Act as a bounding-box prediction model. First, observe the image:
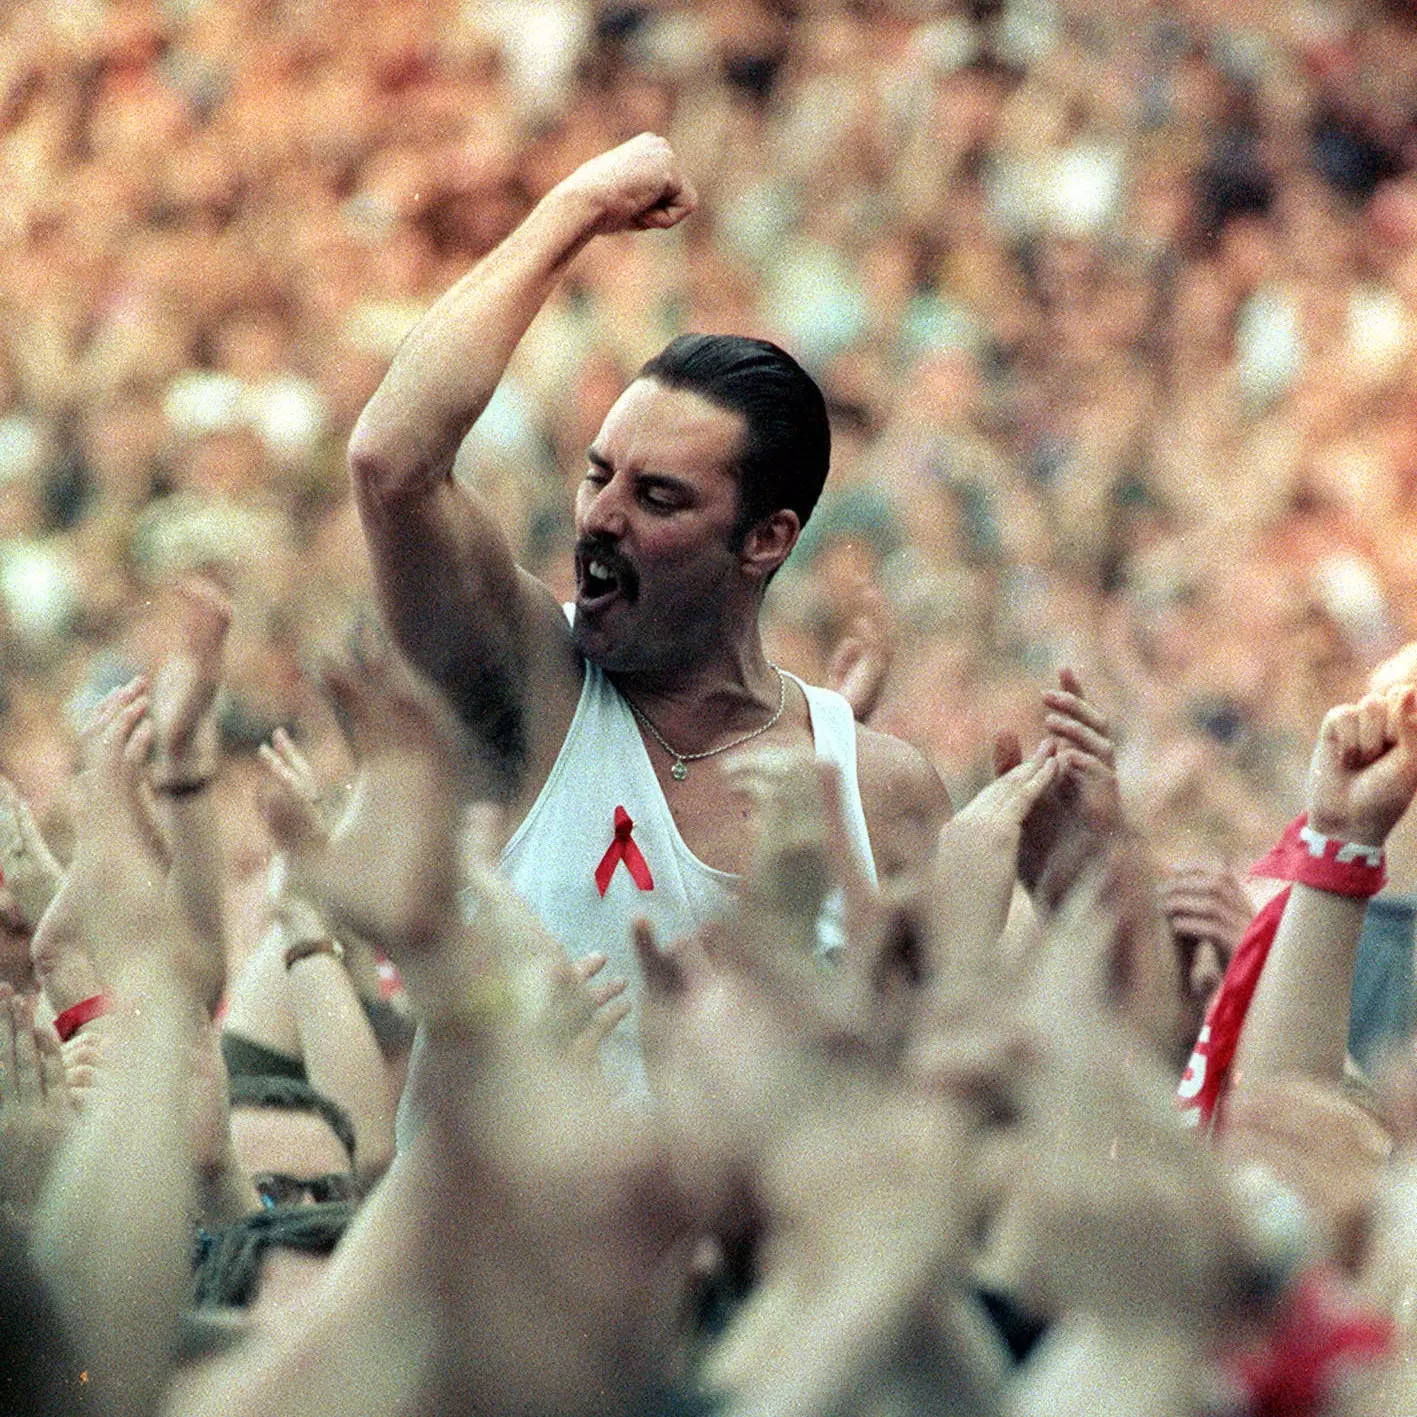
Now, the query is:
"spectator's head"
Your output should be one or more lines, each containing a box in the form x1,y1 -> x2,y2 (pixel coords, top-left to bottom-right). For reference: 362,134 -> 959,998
636,334 -> 831,547
226,1074 -> 358,1207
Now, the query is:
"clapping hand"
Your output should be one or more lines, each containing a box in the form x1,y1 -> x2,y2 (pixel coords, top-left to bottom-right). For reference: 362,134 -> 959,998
0,984 -> 73,1223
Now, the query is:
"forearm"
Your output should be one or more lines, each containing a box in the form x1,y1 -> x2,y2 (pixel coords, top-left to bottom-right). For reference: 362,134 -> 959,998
287,949 -> 396,1183
33,958 -> 202,1417
157,797 -> 227,1013
348,182 -> 601,497
1231,884 -> 1365,1092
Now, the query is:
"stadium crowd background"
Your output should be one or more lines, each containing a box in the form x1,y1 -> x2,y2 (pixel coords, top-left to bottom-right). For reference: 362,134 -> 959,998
6,0 -> 1417,954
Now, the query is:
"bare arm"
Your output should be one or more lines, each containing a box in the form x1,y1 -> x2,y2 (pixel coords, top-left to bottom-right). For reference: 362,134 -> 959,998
348,133 -> 696,777
1233,688 -> 1417,1092
148,579 -> 232,1014
30,685 -> 224,1417
855,725 -> 951,880
285,932 -> 397,1186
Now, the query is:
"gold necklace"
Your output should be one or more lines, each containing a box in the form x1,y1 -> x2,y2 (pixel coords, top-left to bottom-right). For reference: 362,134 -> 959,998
626,665 -> 787,782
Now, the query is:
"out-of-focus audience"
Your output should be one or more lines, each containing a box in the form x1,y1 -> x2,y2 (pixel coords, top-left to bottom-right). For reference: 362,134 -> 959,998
10,0 -> 1417,1414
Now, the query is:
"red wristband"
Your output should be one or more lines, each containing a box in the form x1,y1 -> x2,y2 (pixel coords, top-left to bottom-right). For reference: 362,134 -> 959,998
53,993 -> 110,1042
1251,814 -> 1386,897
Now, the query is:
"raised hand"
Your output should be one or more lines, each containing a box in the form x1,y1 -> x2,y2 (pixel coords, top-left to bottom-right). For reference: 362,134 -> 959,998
1227,686 -> 1417,1110
263,635 -> 468,1006
826,585 -> 892,724
706,1080 -> 994,1417
72,677 -> 221,1011
148,577 -> 232,789
934,741 -> 1060,986
0,984 -> 73,1222
521,950 -> 631,1068
30,681 -> 154,1015
1013,668 -> 1128,911
257,727 -> 332,846
557,132 -> 697,235
0,775 -> 62,932
1158,862 -> 1252,1014
1307,686 -> 1417,847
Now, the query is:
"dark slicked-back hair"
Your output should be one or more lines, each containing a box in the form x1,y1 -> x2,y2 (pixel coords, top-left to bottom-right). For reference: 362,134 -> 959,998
228,1074 -> 358,1165
637,334 -> 830,543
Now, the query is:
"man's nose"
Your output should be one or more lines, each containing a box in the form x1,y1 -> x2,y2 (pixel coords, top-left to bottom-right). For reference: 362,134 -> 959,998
581,477 -> 629,540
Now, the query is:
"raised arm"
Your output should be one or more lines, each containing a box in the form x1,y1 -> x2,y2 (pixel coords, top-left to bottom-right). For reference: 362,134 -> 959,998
347,133 -> 696,785
1231,688 -> 1417,1093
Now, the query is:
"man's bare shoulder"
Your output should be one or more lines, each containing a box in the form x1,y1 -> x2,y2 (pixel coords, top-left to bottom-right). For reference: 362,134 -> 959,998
854,724 -> 951,879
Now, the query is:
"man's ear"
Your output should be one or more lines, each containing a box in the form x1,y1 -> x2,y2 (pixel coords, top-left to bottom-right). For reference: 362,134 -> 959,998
739,510 -> 800,583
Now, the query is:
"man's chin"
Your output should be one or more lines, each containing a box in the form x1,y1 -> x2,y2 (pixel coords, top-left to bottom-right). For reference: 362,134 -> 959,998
571,611 -> 621,669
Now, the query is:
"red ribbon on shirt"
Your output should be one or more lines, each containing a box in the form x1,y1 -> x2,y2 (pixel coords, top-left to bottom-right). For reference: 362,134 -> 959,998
1177,815 -> 1387,1129
595,806 -> 654,897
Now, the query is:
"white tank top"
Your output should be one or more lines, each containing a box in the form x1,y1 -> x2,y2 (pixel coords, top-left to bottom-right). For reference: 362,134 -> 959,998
497,657 -> 877,1095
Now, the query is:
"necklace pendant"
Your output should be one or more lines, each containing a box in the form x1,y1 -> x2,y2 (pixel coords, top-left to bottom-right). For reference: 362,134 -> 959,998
670,760 -> 688,782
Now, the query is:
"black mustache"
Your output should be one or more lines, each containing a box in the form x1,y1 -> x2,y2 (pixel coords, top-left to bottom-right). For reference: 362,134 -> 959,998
576,537 -> 638,594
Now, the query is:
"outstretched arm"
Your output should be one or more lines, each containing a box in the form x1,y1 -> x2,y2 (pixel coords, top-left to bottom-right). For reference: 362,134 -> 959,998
347,134 -> 696,781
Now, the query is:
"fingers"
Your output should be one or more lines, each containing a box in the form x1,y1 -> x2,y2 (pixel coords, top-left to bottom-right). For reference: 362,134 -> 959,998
1357,694 -> 1387,762
1323,697 -> 1397,768
97,691 -> 150,772
1390,685 -> 1417,750
257,740 -> 299,790
80,677 -> 149,766
1042,697 -> 1115,765
583,994 -> 632,1047
34,1021 -> 66,1105
271,727 -> 318,793
634,918 -> 683,996
1158,868 -> 1251,918
572,952 -> 609,984
1055,746 -> 1116,795
586,976 -> 627,1010
998,742 -> 1060,821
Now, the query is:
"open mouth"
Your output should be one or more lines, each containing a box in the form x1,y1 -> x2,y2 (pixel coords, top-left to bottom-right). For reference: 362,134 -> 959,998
576,544 -> 636,612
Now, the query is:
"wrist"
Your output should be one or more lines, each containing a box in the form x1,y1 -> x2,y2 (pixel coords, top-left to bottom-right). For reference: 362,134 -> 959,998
52,993 -> 110,1043
538,178 -> 609,251
1304,814 -> 1389,852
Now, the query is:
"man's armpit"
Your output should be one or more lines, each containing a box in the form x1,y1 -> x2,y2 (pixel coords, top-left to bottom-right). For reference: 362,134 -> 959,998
430,645 -> 527,802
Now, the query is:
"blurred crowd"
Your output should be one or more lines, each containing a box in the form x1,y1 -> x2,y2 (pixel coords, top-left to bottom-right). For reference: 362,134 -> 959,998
10,2 -> 1417,1414
8,0 -> 1417,890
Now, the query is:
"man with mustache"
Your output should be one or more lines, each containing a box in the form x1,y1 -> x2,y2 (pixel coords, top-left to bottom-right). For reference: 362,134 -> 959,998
349,135 -> 948,1088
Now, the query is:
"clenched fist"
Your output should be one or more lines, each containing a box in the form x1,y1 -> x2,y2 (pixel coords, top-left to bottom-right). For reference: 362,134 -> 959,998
555,133 -> 697,237
1307,686 -> 1417,848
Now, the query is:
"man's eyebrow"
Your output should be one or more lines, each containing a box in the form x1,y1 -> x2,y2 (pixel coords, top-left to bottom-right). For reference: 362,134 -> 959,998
586,447 -> 611,471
